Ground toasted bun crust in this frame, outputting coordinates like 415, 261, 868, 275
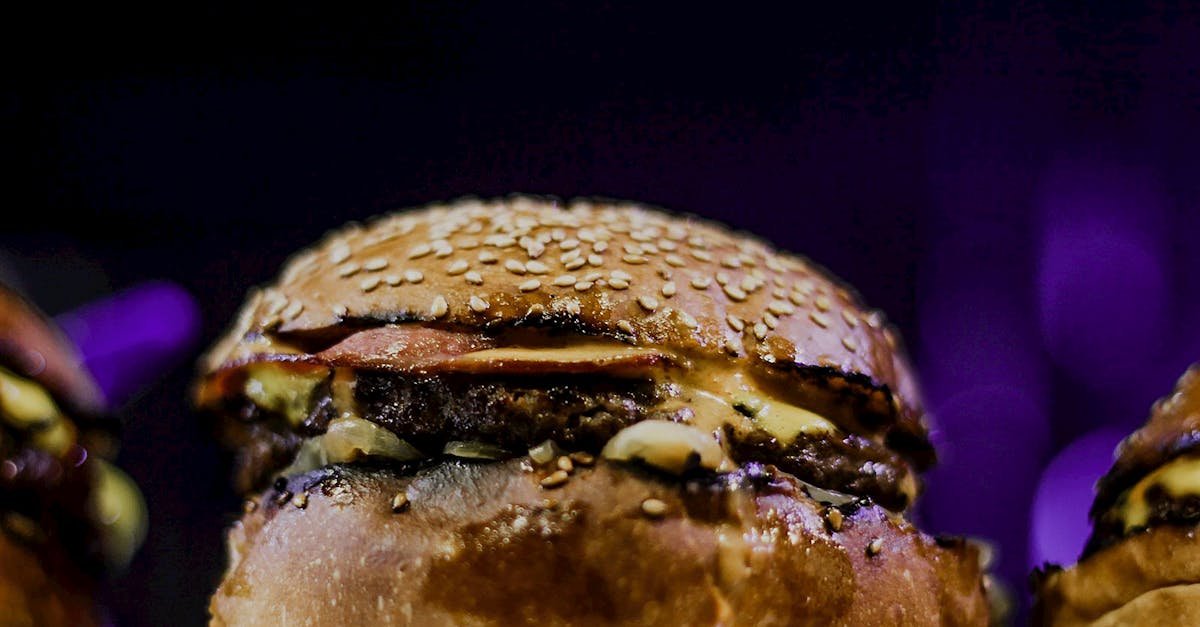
0, 284, 103, 416
212, 459, 988, 626
1035, 525, 1200, 626
201, 197, 924, 428
1091, 366, 1200, 522
0, 532, 97, 627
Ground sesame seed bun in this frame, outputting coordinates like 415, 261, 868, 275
211, 459, 989, 626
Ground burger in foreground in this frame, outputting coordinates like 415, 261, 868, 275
1035, 366, 1200, 626
196, 197, 991, 625
0, 284, 146, 626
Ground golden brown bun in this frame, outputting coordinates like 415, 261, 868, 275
1091, 366, 1200, 522
201, 196, 926, 444
0, 532, 97, 627
1035, 525, 1200, 626
212, 459, 989, 626
0, 283, 103, 416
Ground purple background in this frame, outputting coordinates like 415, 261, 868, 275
3, 2, 1199, 623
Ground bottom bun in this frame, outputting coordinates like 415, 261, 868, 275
212, 459, 987, 626
0, 532, 97, 627
1035, 525, 1200, 626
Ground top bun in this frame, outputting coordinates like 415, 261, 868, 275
207, 198, 921, 410
0, 284, 103, 416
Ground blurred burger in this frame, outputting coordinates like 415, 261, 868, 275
1035, 366, 1200, 625
0, 284, 146, 626
196, 197, 991, 625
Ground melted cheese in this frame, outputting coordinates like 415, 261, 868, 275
1116, 456, 1200, 531
242, 363, 329, 427
0, 366, 61, 429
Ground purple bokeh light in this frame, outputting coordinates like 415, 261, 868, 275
922, 385, 1051, 590
1029, 428, 1125, 570
1035, 157, 1173, 405
56, 282, 201, 407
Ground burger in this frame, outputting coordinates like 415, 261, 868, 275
1035, 366, 1200, 625
195, 197, 991, 625
0, 284, 146, 626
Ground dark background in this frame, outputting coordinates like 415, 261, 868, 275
2, 2, 1199, 623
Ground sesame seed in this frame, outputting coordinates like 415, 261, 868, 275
332, 304, 349, 317
292, 492, 309, 509
690, 276, 712, 290
560, 238, 579, 250
726, 314, 745, 332
337, 262, 361, 277
611, 269, 633, 281
789, 291, 807, 306
551, 274, 574, 287
623, 243, 642, 255
556, 456, 574, 473
430, 295, 449, 318
363, 257, 389, 271
739, 276, 758, 293
464, 271, 483, 285
658, 239, 677, 251
526, 240, 546, 259
815, 295, 832, 312
404, 269, 424, 284
329, 243, 351, 264
526, 260, 549, 274
384, 274, 403, 286
723, 284, 748, 302
691, 250, 713, 262
715, 272, 730, 286
281, 300, 304, 320
243, 499, 259, 514
391, 492, 410, 513
753, 322, 768, 340
609, 278, 630, 290
446, 260, 469, 275
842, 310, 859, 327
623, 254, 647, 264
505, 259, 527, 275
469, 296, 490, 312
616, 320, 635, 334
826, 507, 844, 532
768, 300, 795, 316
519, 279, 542, 292
564, 300, 582, 315
638, 295, 659, 312
592, 241, 609, 253
810, 311, 831, 328
720, 256, 742, 269
763, 313, 779, 329
540, 470, 569, 488
569, 451, 595, 466
866, 538, 883, 556
587, 254, 604, 266
561, 249, 582, 264
678, 311, 699, 329
687, 236, 707, 248
408, 244, 432, 259
564, 257, 586, 270
842, 336, 858, 352
574, 281, 594, 291
641, 498, 668, 518
359, 276, 381, 292
724, 338, 741, 355
478, 250, 498, 264
665, 254, 685, 267
661, 281, 677, 297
